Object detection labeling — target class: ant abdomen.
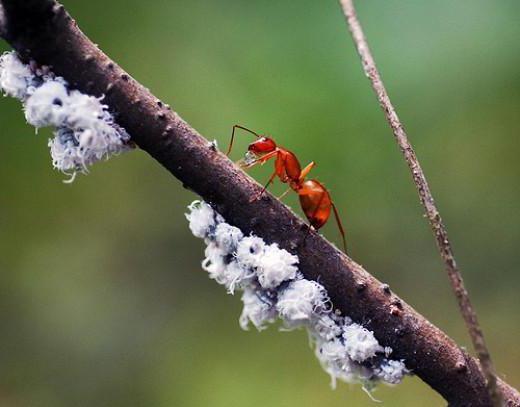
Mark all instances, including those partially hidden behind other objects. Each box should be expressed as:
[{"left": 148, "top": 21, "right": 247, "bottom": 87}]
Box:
[{"left": 298, "top": 180, "right": 331, "bottom": 230}]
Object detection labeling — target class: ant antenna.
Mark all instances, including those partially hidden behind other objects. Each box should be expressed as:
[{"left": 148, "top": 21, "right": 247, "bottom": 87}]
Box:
[{"left": 227, "top": 124, "right": 261, "bottom": 156}]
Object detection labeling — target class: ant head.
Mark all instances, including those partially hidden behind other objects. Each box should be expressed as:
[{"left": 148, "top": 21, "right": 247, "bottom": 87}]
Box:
[{"left": 248, "top": 136, "right": 277, "bottom": 155}]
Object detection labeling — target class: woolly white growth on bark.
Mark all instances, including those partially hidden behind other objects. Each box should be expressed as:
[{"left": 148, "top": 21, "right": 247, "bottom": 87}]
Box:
[
  {"left": 239, "top": 287, "right": 277, "bottom": 331},
  {"left": 201, "top": 243, "right": 228, "bottom": 282},
  {"left": 235, "top": 236, "right": 266, "bottom": 269},
  {"left": 374, "top": 359, "right": 408, "bottom": 385},
  {"left": 315, "top": 338, "right": 371, "bottom": 388},
  {"left": 186, "top": 200, "right": 409, "bottom": 394},
  {"left": 202, "top": 243, "right": 254, "bottom": 294},
  {"left": 0, "top": 51, "right": 132, "bottom": 180},
  {"left": 186, "top": 201, "right": 223, "bottom": 239},
  {"left": 256, "top": 245, "right": 299, "bottom": 289},
  {"left": 276, "top": 279, "right": 329, "bottom": 327},
  {"left": 235, "top": 237, "right": 298, "bottom": 289},
  {"left": 342, "top": 323, "right": 384, "bottom": 363},
  {"left": 0, "top": 52, "right": 33, "bottom": 99},
  {"left": 225, "top": 261, "right": 255, "bottom": 294},
  {"left": 311, "top": 314, "right": 345, "bottom": 341},
  {"left": 214, "top": 223, "right": 243, "bottom": 253},
  {"left": 24, "top": 80, "right": 69, "bottom": 127}
]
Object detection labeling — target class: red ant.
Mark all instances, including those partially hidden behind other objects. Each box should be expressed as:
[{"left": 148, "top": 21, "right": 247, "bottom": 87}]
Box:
[{"left": 226, "top": 125, "right": 347, "bottom": 253}]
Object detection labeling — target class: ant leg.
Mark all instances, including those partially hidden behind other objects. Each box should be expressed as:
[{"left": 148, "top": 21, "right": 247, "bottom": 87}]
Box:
[
  {"left": 299, "top": 161, "right": 316, "bottom": 182},
  {"left": 226, "top": 125, "right": 261, "bottom": 156},
  {"left": 255, "top": 150, "right": 279, "bottom": 166},
  {"left": 303, "top": 224, "right": 314, "bottom": 246},
  {"left": 278, "top": 188, "right": 291, "bottom": 200},
  {"left": 331, "top": 202, "right": 347, "bottom": 254},
  {"left": 250, "top": 170, "right": 278, "bottom": 203},
  {"left": 239, "top": 149, "right": 278, "bottom": 170}
]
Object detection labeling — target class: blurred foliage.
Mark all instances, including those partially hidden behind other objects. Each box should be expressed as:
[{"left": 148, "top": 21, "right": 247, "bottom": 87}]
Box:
[{"left": 0, "top": 0, "right": 519, "bottom": 405}]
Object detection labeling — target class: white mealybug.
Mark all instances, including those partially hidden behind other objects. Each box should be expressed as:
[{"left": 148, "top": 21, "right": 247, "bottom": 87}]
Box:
[
  {"left": 186, "top": 200, "right": 408, "bottom": 396},
  {"left": 276, "top": 279, "right": 329, "bottom": 327},
  {"left": 0, "top": 52, "right": 33, "bottom": 99},
  {"left": 0, "top": 51, "right": 132, "bottom": 181}
]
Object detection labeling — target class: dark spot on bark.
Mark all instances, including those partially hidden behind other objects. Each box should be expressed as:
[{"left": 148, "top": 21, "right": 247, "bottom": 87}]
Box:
[
  {"left": 391, "top": 298, "right": 403, "bottom": 309},
  {"left": 356, "top": 281, "right": 367, "bottom": 292}
]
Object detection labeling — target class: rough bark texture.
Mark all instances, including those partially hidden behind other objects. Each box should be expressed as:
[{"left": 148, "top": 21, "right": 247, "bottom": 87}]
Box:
[
  {"left": 338, "top": 1, "right": 502, "bottom": 405},
  {"left": 0, "top": 1, "right": 518, "bottom": 406}
]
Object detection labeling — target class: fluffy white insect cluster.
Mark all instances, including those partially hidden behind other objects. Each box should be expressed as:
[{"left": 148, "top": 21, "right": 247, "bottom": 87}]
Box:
[
  {"left": 0, "top": 51, "right": 131, "bottom": 180},
  {"left": 186, "top": 200, "right": 408, "bottom": 393}
]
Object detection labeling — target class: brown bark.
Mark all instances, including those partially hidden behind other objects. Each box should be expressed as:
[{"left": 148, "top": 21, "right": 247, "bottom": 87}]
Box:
[{"left": 0, "top": 1, "right": 518, "bottom": 405}]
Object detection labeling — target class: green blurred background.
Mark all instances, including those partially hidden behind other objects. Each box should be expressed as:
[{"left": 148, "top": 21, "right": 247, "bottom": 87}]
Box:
[{"left": 0, "top": 0, "right": 518, "bottom": 405}]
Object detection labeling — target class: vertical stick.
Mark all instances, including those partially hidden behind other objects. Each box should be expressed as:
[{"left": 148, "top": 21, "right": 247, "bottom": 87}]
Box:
[{"left": 338, "top": 1, "right": 501, "bottom": 405}]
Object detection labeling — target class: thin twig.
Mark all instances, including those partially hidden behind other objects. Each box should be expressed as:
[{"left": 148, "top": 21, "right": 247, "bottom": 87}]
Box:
[
  {"left": 0, "top": 1, "right": 518, "bottom": 405},
  {"left": 338, "top": 1, "right": 501, "bottom": 405}
]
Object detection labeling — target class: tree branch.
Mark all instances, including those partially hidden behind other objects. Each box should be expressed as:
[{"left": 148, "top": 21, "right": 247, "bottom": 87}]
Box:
[
  {"left": 0, "top": 1, "right": 518, "bottom": 405},
  {"left": 338, "top": 1, "right": 502, "bottom": 405}
]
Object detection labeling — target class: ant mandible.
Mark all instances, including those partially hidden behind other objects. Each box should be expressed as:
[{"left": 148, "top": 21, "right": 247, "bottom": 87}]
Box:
[{"left": 226, "top": 124, "right": 347, "bottom": 253}]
